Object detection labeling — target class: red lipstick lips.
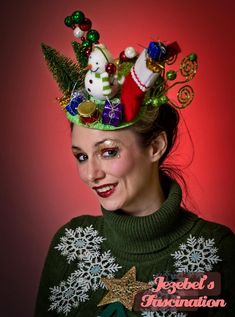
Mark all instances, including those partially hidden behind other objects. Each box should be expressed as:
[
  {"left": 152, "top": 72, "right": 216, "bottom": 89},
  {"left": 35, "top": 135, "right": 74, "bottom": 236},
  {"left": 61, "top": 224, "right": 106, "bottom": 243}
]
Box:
[{"left": 92, "top": 183, "right": 118, "bottom": 198}]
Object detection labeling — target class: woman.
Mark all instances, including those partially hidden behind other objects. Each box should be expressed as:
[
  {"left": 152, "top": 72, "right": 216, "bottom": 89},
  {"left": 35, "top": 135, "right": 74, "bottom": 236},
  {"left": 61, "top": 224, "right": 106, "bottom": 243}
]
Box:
[{"left": 35, "top": 10, "right": 235, "bottom": 317}]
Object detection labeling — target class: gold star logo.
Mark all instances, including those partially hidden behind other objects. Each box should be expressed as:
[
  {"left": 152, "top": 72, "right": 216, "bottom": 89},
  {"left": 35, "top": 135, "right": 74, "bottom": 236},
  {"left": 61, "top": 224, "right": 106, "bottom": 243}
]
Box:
[{"left": 98, "top": 266, "right": 150, "bottom": 311}]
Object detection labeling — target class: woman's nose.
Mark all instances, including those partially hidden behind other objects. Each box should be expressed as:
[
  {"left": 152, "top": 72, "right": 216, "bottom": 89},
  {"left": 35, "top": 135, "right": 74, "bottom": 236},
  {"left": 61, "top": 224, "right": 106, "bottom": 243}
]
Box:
[{"left": 87, "top": 158, "right": 105, "bottom": 183}]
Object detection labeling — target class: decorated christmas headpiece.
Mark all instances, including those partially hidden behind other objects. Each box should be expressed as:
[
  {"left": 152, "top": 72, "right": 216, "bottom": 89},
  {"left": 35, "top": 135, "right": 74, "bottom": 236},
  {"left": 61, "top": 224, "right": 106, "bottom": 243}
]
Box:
[{"left": 42, "top": 10, "right": 198, "bottom": 130}]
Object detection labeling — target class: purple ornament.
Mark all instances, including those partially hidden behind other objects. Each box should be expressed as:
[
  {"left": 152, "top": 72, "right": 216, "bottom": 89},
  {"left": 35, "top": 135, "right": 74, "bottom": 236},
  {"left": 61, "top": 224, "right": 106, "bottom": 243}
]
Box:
[{"left": 102, "top": 100, "right": 123, "bottom": 126}]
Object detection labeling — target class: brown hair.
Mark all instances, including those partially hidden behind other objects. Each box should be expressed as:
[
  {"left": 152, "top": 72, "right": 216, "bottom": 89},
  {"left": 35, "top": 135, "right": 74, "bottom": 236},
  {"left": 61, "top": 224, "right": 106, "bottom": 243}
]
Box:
[
  {"left": 130, "top": 104, "right": 192, "bottom": 206},
  {"left": 130, "top": 104, "right": 179, "bottom": 165}
]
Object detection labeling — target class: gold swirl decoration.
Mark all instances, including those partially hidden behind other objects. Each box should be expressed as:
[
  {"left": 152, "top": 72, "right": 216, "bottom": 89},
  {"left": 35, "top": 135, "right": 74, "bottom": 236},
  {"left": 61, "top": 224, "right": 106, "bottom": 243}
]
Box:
[
  {"left": 148, "top": 52, "right": 198, "bottom": 110},
  {"left": 175, "top": 85, "right": 194, "bottom": 109},
  {"left": 180, "top": 54, "right": 198, "bottom": 81}
]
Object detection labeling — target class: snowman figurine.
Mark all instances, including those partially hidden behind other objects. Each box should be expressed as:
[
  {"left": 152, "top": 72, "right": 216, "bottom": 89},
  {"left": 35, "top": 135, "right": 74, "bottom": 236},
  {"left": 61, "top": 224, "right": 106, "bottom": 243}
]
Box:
[{"left": 84, "top": 44, "right": 119, "bottom": 100}]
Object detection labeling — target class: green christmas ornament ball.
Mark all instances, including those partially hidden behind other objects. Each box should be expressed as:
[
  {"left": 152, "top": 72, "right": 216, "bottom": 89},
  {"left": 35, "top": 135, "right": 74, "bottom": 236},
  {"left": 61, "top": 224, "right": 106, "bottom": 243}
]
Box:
[
  {"left": 152, "top": 98, "right": 160, "bottom": 106},
  {"left": 86, "top": 29, "right": 100, "bottom": 43},
  {"left": 159, "top": 95, "right": 169, "bottom": 104},
  {"left": 189, "top": 53, "right": 197, "bottom": 62},
  {"left": 166, "top": 70, "right": 177, "bottom": 81},
  {"left": 72, "top": 11, "right": 85, "bottom": 24},
  {"left": 64, "top": 16, "right": 73, "bottom": 27},
  {"left": 82, "top": 39, "right": 92, "bottom": 48}
]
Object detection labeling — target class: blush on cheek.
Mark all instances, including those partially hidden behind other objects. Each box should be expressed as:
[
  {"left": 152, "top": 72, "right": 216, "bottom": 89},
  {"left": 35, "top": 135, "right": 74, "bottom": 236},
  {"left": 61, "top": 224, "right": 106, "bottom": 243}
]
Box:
[
  {"left": 76, "top": 166, "right": 87, "bottom": 183},
  {"left": 106, "top": 153, "right": 135, "bottom": 177}
]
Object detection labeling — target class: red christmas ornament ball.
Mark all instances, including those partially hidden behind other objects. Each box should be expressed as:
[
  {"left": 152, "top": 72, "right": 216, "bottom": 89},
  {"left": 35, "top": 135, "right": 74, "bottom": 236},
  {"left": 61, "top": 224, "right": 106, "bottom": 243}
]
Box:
[
  {"left": 84, "top": 47, "right": 92, "bottom": 57},
  {"left": 105, "top": 63, "right": 116, "bottom": 75},
  {"left": 119, "top": 51, "right": 129, "bottom": 62},
  {"left": 79, "top": 18, "right": 92, "bottom": 31}
]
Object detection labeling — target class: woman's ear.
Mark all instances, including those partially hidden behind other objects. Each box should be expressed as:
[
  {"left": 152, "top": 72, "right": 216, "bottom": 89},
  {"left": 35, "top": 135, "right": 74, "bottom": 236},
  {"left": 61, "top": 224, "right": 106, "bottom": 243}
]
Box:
[{"left": 149, "top": 131, "right": 168, "bottom": 162}]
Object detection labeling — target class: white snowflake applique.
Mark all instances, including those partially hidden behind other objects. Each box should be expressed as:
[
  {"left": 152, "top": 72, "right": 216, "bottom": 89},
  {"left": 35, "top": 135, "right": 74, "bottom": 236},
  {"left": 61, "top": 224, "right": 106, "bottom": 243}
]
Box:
[
  {"left": 49, "top": 274, "right": 89, "bottom": 315},
  {"left": 55, "top": 225, "right": 105, "bottom": 263},
  {"left": 141, "top": 311, "right": 187, "bottom": 317},
  {"left": 74, "top": 250, "right": 121, "bottom": 290},
  {"left": 49, "top": 225, "right": 121, "bottom": 315},
  {"left": 171, "top": 234, "right": 222, "bottom": 272}
]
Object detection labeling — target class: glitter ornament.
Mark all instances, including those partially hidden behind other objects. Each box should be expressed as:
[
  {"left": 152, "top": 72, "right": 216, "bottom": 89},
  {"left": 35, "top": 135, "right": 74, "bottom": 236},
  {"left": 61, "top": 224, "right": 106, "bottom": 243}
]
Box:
[
  {"left": 86, "top": 29, "right": 100, "bottom": 43},
  {"left": 124, "top": 47, "right": 137, "bottom": 59},
  {"left": 152, "top": 98, "right": 161, "bottom": 106},
  {"left": 79, "top": 18, "right": 92, "bottom": 31},
  {"left": 160, "top": 95, "right": 169, "bottom": 104},
  {"left": 73, "top": 26, "right": 85, "bottom": 39},
  {"left": 166, "top": 70, "right": 177, "bottom": 80},
  {"left": 72, "top": 11, "right": 85, "bottom": 24},
  {"left": 189, "top": 53, "right": 197, "bottom": 62}
]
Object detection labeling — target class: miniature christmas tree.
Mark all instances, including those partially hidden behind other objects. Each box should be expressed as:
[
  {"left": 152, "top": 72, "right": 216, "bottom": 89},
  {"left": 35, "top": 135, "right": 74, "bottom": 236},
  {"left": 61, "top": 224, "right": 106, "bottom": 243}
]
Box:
[{"left": 41, "top": 43, "right": 85, "bottom": 94}]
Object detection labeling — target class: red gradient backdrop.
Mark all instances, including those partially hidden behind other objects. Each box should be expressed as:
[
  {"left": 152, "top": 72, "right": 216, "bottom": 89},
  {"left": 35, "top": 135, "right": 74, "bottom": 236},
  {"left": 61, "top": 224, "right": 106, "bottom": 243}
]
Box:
[{"left": 1, "top": 0, "right": 235, "bottom": 316}]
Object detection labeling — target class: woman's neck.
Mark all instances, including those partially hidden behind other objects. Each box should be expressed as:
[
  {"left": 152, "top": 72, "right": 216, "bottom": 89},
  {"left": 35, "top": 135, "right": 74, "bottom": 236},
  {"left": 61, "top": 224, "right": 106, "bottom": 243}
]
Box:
[
  {"left": 121, "top": 168, "right": 165, "bottom": 217},
  {"left": 101, "top": 178, "right": 197, "bottom": 259}
]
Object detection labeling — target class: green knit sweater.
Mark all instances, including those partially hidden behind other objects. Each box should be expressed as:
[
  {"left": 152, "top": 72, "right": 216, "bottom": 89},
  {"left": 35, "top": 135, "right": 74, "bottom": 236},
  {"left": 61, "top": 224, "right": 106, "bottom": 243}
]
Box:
[{"left": 35, "top": 181, "right": 235, "bottom": 317}]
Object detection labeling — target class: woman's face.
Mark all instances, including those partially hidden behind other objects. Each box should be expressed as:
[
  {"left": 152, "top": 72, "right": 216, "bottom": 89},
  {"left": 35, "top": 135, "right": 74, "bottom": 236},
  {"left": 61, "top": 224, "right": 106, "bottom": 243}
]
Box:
[{"left": 71, "top": 125, "right": 159, "bottom": 214}]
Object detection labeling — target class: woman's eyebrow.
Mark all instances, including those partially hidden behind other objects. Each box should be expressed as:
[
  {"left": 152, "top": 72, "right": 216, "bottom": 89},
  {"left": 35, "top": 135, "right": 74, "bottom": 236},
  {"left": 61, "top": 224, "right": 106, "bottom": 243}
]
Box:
[{"left": 71, "top": 145, "right": 82, "bottom": 151}]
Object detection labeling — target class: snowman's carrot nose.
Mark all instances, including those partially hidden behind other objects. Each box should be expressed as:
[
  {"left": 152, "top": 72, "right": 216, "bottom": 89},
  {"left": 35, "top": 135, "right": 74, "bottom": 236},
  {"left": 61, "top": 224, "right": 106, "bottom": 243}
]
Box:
[{"left": 84, "top": 64, "right": 92, "bottom": 70}]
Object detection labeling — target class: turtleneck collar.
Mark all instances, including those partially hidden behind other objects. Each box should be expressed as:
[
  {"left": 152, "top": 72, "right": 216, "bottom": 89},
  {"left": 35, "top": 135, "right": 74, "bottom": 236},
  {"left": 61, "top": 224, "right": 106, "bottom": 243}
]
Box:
[{"left": 101, "top": 179, "right": 197, "bottom": 258}]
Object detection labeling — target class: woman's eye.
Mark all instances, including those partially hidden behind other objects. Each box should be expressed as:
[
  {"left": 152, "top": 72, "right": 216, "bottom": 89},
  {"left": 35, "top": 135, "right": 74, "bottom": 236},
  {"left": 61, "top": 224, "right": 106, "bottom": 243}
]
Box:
[
  {"left": 75, "top": 153, "right": 88, "bottom": 163},
  {"left": 101, "top": 148, "right": 119, "bottom": 159}
]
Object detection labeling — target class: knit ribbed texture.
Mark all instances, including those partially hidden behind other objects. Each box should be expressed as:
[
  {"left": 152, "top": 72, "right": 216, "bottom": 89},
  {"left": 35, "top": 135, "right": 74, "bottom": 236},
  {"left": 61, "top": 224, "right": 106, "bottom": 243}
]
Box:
[
  {"left": 35, "top": 179, "right": 235, "bottom": 317},
  {"left": 101, "top": 181, "right": 197, "bottom": 257}
]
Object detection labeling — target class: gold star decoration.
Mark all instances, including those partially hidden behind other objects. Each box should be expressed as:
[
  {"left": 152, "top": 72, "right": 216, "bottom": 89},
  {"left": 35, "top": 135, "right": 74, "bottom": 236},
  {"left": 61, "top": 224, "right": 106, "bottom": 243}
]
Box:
[{"left": 98, "top": 266, "right": 150, "bottom": 311}]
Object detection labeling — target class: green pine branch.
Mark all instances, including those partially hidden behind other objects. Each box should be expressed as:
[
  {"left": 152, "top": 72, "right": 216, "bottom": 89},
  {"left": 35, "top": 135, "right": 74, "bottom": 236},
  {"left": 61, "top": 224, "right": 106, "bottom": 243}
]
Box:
[
  {"left": 72, "top": 41, "right": 88, "bottom": 68},
  {"left": 41, "top": 43, "right": 85, "bottom": 94}
]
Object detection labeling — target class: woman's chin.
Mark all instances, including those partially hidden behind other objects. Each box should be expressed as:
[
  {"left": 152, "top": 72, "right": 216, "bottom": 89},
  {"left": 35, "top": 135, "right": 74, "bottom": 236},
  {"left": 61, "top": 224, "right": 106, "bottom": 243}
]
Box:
[{"left": 100, "top": 199, "right": 123, "bottom": 211}]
